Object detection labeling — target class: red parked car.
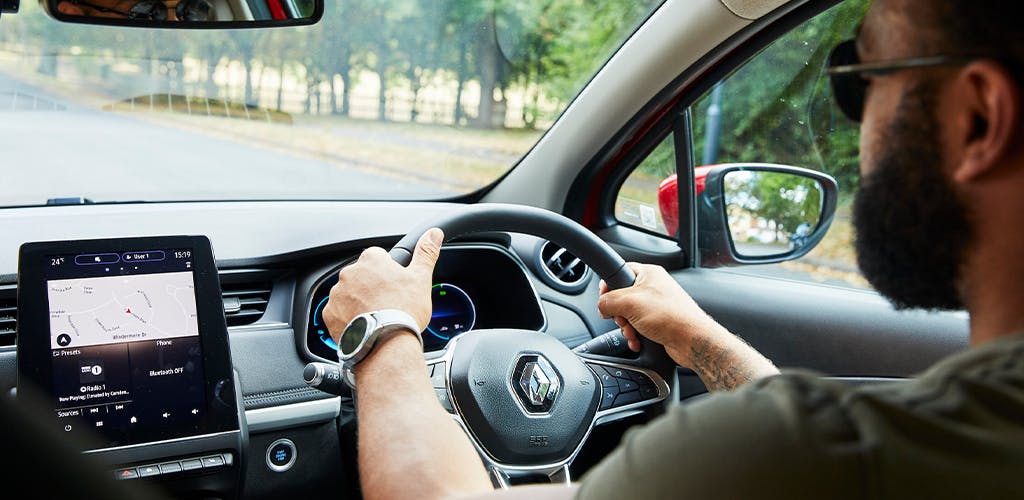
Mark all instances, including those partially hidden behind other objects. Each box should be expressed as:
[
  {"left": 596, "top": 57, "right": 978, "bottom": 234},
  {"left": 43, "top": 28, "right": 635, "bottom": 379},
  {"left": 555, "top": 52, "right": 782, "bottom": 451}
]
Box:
[{"left": 657, "top": 165, "right": 715, "bottom": 236}]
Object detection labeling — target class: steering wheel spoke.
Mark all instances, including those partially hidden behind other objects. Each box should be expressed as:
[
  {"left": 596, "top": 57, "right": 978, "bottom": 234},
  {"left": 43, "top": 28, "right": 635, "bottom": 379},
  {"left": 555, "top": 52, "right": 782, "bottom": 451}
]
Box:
[{"left": 426, "top": 358, "right": 456, "bottom": 413}]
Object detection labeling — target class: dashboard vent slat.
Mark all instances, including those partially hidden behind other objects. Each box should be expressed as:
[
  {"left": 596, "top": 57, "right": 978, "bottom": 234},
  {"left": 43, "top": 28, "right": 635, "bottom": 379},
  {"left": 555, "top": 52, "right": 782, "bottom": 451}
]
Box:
[
  {"left": 0, "top": 289, "right": 16, "bottom": 347},
  {"left": 219, "top": 273, "right": 273, "bottom": 327}
]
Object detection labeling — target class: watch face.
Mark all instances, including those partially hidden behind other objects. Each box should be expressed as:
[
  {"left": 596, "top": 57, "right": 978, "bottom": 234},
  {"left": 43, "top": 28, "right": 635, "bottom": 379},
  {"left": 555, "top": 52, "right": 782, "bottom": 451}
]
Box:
[{"left": 340, "top": 316, "right": 368, "bottom": 357}]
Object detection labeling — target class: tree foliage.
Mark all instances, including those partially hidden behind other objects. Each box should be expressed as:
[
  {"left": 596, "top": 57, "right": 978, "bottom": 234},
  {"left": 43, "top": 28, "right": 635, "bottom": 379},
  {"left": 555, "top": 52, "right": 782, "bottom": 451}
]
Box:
[
  {"left": 692, "top": 0, "right": 867, "bottom": 201},
  {"left": 0, "top": 0, "right": 661, "bottom": 129}
]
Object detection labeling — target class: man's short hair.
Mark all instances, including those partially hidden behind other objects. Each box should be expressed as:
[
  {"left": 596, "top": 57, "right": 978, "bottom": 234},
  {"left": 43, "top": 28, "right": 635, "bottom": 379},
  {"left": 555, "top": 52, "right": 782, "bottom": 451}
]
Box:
[{"left": 922, "top": 1, "right": 1024, "bottom": 84}]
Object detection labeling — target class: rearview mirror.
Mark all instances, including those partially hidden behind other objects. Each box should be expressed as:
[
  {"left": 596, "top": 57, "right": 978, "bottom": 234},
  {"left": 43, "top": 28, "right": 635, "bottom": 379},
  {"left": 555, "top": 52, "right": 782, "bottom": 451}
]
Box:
[
  {"left": 697, "top": 164, "right": 838, "bottom": 267},
  {"left": 44, "top": 0, "right": 322, "bottom": 26}
]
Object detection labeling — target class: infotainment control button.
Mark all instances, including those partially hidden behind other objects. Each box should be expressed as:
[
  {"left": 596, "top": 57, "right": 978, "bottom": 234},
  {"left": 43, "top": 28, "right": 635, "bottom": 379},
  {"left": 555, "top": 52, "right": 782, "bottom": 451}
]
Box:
[
  {"left": 201, "top": 455, "right": 226, "bottom": 468},
  {"left": 138, "top": 465, "right": 161, "bottom": 477},
  {"left": 180, "top": 459, "right": 203, "bottom": 471},
  {"left": 159, "top": 462, "right": 183, "bottom": 474},
  {"left": 114, "top": 468, "right": 140, "bottom": 480}
]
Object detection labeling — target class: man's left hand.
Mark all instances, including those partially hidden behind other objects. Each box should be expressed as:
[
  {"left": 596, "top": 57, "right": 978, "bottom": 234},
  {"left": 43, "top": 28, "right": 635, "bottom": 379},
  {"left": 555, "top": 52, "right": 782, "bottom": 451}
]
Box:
[{"left": 322, "top": 228, "right": 443, "bottom": 343}]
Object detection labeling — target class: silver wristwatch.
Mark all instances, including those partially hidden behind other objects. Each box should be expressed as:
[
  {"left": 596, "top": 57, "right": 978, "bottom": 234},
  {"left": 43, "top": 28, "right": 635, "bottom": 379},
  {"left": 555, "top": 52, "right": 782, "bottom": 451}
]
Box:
[{"left": 337, "top": 309, "right": 422, "bottom": 388}]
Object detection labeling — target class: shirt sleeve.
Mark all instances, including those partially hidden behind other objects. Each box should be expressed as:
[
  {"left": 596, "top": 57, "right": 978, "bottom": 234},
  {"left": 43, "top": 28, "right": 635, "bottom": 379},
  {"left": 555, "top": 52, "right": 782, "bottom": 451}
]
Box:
[{"left": 575, "top": 373, "right": 869, "bottom": 499}]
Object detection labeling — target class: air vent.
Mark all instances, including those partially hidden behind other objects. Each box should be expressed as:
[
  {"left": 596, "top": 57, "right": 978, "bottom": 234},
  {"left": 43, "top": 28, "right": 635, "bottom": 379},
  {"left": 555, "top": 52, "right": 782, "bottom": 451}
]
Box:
[
  {"left": 537, "top": 241, "right": 590, "bottom": 293},
  {"left": 219, "top": 272, "right": 273, "bottom": 327},
  {"left": 0, "top": 286, "right": 16, "bottom": 347}
]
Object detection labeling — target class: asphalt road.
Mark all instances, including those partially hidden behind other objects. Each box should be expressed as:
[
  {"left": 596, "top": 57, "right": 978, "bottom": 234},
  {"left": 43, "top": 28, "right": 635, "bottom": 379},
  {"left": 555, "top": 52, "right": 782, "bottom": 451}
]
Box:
[{"left": 0, "top": 73, "right": 453, "bottom": 207}]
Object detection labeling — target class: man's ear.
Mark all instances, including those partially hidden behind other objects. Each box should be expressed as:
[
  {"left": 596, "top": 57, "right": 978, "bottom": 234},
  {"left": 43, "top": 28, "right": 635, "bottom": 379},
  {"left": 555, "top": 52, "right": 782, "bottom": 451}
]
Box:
[{"left": 952, "top": 60, "right": 1021, "bottom": 183}]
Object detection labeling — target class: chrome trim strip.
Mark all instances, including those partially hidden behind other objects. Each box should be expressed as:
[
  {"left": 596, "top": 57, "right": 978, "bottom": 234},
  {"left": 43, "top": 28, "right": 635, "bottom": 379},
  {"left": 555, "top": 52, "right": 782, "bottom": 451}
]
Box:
[
  {"left": 82, "top": 430, "right": 241, "bottom": 454},
  {"left": 228, "top": 321, "right": 290, "bottom": 333},
  {"left": 245, "top": 397, "right": 341, "bottom": 433},
  {"left": 218, "top": 268, "right": 272, "bottom": 275}
]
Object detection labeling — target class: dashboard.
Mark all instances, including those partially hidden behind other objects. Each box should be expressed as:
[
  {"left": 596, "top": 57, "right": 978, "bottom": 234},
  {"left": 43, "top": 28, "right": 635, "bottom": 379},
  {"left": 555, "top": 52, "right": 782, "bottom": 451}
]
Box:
[{"left": 0, "top": 201, "right": 614, "bottom": 499}]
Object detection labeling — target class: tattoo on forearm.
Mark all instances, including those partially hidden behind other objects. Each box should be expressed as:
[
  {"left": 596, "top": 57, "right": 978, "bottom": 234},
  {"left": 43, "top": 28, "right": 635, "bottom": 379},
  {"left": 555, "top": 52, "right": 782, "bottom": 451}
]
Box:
[{"left": 689, "top": 337, "right": 771, "bottom": 392}]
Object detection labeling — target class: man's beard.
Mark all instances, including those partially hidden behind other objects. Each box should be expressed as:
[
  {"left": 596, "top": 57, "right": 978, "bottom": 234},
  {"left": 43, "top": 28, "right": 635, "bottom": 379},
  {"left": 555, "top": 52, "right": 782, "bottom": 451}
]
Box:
[{"left": 853, "top": 82, "right": 973, "bottom": 310}]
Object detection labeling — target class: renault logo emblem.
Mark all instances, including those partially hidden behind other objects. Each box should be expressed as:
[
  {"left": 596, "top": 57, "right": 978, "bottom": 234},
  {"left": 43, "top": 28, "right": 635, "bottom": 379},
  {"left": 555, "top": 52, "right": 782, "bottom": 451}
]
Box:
[{"left": 513, "top": 355, "right": 560, "bottom": 414}]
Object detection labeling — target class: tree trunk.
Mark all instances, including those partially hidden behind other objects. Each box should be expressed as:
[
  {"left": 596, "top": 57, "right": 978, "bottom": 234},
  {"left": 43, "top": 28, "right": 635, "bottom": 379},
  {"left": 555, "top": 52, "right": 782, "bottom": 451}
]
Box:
[
  {"left": 454, "top": 39, "right": 467, "bottom": 125},
  {"left": 329, "top": 74, "right": 338, "bottom": 114},
  {"left": 376, "top": 62, "right": 388, "bottom": 121},
  {"left": 275, "top": 58, "right": 286, "bottom": 112},
  {"left": 252, "top": 65, "right": 263, "bottom": 105},
  {"left": 304, "top": 73, "right": 313, "bottom": 113},
  {"left": 205, "top": 58, "right": 218, "bottom": 99},
  {"left": 408, "top": 68, "right": 421, "bottom": 122},
  {"left": 473, "top": 15, "right": 499, "bottom": 129},
  {"left": 316, "top": 80, "right": 323, "bottom": 114},
  {"left": 37, "top": 41, "right": 57, "bottom": 76},
  {"left": 340, "top": 71, "right": 351, "bottom": 116},
  {"left": 243, "top": 59, "right": 254, "bottom": 105}
]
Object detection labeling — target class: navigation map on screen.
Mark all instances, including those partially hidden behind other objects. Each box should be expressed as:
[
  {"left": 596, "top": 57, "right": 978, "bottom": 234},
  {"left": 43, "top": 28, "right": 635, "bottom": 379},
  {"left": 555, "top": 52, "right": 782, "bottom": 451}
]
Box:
[
  {"left": 44, "top": 249, "right": 208, "bottom": 446},
  {"left": 48, "top": 271, "right": 199, "bottom": 349}
]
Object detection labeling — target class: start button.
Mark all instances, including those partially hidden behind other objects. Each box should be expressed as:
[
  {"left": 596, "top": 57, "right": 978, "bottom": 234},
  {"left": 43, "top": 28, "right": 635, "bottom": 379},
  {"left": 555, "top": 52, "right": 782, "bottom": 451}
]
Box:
[{"left": 266, "top": 439, "right": 296, "bottom": 472}]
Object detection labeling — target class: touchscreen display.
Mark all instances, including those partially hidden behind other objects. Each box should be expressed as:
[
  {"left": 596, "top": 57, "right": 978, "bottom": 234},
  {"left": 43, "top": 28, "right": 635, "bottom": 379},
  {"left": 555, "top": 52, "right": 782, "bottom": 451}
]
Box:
[{"left": 45, "top": 248, "right": 208, "bottom": 445}]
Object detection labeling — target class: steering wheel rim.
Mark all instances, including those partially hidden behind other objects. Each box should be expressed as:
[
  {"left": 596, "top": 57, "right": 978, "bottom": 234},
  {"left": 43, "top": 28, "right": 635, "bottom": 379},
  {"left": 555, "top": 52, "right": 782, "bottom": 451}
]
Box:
[
  {"left": 391, "top": 203, "right": 674, "bottom": 485},
  {"left": 389, "top": 203, "right": 638, "bottom": 290}
]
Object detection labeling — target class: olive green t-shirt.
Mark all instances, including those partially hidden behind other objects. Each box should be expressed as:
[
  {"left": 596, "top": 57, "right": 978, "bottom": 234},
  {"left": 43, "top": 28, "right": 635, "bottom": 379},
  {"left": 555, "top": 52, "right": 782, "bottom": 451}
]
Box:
[{"left": 576, "top": 333, "right": 1024, "bottom": 499}]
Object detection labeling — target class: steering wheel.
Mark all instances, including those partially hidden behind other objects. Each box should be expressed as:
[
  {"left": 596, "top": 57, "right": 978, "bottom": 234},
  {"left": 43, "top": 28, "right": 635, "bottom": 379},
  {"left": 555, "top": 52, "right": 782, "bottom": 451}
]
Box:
[{"left": 389, "top": 203, "right": 676, "bottom": 487}]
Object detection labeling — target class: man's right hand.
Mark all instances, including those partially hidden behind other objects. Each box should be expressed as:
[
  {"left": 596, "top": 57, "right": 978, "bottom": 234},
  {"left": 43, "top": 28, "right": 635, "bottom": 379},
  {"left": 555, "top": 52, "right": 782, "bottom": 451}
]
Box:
[
  {"left": 597, "top": 263, "right": 779, "bottom": 391},
  {"left": 597, "top": 263, "right": 725, "bottom": 367}
]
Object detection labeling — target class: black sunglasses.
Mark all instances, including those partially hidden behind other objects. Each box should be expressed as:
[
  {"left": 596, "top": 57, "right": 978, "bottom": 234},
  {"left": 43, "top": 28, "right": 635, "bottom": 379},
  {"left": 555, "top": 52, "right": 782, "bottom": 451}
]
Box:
[
  {"left": 826, "top": 39, "right": 975, "bottom": 122},
  {"left": 69, "top": 0, "right": 210, "bottom": 20}
]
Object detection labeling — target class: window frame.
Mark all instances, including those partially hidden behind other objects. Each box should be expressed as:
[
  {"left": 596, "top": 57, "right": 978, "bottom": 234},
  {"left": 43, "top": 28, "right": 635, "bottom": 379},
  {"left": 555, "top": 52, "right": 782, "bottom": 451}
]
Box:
[{"left": 564, "top": 0, "right": 844, "bottom": 270}]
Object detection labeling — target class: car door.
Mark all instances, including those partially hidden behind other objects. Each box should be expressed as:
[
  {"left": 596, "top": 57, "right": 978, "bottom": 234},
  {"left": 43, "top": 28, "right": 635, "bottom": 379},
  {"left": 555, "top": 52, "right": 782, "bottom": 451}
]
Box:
[{"left": 568, "top": 0, "right": 969, "bottom": 399}]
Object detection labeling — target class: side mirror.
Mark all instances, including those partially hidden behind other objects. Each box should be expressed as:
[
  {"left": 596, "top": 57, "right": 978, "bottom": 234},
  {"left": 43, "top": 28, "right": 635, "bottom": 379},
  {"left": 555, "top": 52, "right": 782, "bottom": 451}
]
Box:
[{"left": 697, "top": 164, "right": 838, "bottom": 267}]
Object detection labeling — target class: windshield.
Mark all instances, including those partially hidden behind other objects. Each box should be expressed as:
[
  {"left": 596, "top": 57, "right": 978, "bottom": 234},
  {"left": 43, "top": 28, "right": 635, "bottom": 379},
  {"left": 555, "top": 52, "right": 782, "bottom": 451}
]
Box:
[{"left": 0, "top": 0, "right": 662, "bottom": 207}]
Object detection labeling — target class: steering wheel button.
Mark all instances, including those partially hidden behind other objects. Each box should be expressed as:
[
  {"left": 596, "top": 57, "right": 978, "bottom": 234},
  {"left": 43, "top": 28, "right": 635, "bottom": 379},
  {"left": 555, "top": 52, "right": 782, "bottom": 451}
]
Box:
[
  {"left": 600, "top": 386, "right": 619, "bottom": 410},
  {"left": 435, "top": 388, "right": 454, "bottom": 413},
  {"left": 626, "top": 370, "right": 652, "bottom": 384},
  {"left": 616, "top": 378, "right": 639, "bottom": 392},
  {"left": 610, "top": 368, "right": 627, "bottom": 379},
  {"left": 430, "top": 362, "right": 447, "bottom": 389},
  {"left": 613, "top": 390, "right": 642, "bottom": 408},
  {"left": 639, "top": 384, "right": 659, "bottom": 400},
  {"left": 601, "top": 374, "right": 616, "bottom": 387},
  {"left": 589, "top": 366, "right": 617, "bottom": 387}
]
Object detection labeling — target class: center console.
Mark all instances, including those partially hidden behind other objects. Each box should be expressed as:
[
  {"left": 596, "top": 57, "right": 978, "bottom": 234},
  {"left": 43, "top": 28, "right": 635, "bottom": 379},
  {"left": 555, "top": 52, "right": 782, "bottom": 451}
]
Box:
[{"left": 16, "top": 236, "right": 245, "bottom": 498}]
